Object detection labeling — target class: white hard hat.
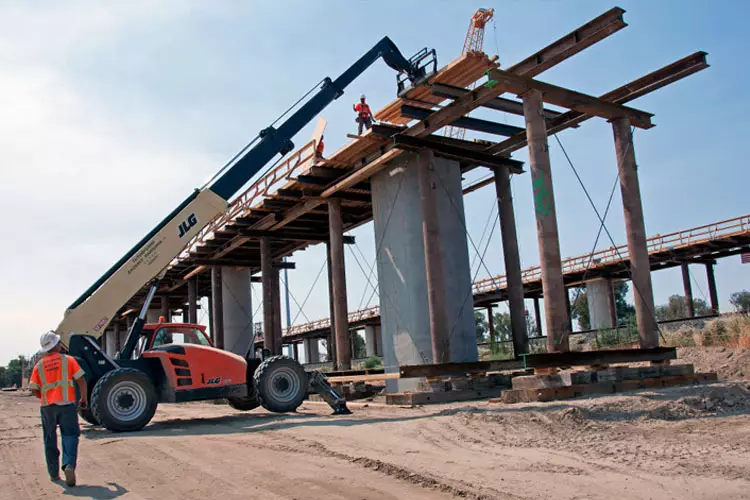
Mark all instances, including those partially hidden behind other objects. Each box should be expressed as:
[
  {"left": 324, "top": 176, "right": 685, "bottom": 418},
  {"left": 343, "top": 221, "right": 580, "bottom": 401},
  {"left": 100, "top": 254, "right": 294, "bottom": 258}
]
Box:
[
  {"left": 39, "top": 331, "right": 61, "bottom": 354},
  {"left": 360, "top": 94, "right": 366, "bottom": 100}
]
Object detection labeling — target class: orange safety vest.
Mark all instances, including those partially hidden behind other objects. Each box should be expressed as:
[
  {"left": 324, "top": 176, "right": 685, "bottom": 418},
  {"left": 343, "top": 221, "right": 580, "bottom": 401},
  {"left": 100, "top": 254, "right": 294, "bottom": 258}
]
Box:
[
  {"left": 316, "top": 140, "right": 324, "bottom": 156},
  {"left": 355, "top": 103, "right": 371, "bottom": 119},
  {"left": 28, "top": 353, "right": 84, "bottom": 406}
]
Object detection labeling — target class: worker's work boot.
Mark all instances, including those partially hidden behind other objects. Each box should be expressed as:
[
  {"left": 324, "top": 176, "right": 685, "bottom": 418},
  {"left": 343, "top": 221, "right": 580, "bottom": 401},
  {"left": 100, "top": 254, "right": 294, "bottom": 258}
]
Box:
[
  {"left": 63, "top": 466, "right": 76, "bottom": 487},
  {"left": 49, "top": 475, "right": 60, "bottom": 482}
]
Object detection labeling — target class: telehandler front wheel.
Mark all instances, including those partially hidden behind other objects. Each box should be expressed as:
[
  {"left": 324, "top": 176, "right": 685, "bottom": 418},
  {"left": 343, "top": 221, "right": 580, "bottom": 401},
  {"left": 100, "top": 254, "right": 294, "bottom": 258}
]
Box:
[
  {"left": 91, "top": 368, "right": 158, "bottom": 432},
  {"left": 253, "top": 356, "right": 308, "bottom": 413}
]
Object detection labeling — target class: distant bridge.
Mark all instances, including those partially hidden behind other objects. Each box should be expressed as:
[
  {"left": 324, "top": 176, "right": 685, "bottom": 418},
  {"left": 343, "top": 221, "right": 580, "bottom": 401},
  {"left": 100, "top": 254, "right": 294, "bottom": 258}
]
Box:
[{"left": 271, "top": 214, "right": 750, "bottom": 343}]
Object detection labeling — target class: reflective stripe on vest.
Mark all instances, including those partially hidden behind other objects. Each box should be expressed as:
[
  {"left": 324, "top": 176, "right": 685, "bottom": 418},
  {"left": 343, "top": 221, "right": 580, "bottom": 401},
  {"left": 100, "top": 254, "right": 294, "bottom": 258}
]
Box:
[{"left": 37, "top": 354, "right": 74, "bottom": 405}]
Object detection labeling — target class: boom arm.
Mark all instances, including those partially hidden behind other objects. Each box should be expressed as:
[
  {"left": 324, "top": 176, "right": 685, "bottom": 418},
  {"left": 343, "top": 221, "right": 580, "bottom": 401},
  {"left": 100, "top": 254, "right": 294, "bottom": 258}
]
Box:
[{"left": 55, "top": 37, "right": 435, "bottom": 345}]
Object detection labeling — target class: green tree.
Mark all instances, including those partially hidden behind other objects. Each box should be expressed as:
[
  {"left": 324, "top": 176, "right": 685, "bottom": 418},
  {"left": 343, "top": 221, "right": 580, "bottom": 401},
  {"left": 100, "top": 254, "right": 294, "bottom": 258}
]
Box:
[
  {"left": 475, "top": 310, "right": 488, "bottom": 342},
  {"left": 0, "top": 366, "right": 6, "bottom": 388},
  {"left": 571, "top": 282, "right": 636, "bottom": 330},
  {"left": 352, "top": 333, "right": 366, "bottom": 359},
  {"left": 5, "top": 356, "right": 28, "bottom": 388},
  {"left": 655, "top": 294, "right": 711, "bottom": 321},
  {"left": 730, "top": 290, "right": 750, "bottom": 313}
]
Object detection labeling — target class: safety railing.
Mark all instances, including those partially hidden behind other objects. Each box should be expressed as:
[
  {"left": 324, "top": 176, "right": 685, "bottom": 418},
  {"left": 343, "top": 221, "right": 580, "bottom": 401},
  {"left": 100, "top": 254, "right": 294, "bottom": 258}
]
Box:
[
  {"left": 284, "top": 305, "right": 380, "bottom": 337},
  {"left": 174, "top": 140, "right": 318, "bottom": 263}
]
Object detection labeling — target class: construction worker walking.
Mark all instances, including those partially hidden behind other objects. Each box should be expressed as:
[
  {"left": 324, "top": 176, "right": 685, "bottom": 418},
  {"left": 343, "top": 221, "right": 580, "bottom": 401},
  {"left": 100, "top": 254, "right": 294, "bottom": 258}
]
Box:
[
  {"left": 353, "top": 94, "right": 373, "bottom": 135},
  {"left": 28, "top": 332, "right": 87, "bottom": 487}
]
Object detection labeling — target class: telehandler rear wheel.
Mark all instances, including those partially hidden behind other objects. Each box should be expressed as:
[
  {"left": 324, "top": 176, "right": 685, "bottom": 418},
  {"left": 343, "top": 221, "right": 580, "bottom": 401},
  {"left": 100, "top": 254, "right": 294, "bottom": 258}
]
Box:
[
  {"left": 78, "top": 407, "right": 99, "bottom": 426},
  {"left": 253, "top": 356, "right": 307, "bottom": 413},
  {"left": 227, "top": 395, "right": 260, "bottom": 411},
  {"left": 91, "top": 368, "right": 158, "bottom": 432}
]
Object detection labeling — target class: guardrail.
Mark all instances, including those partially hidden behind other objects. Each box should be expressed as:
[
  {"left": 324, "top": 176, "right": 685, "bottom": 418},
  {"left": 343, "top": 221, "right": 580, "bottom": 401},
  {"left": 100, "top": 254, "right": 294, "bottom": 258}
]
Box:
[{"left": 285, "top": 215, "right": 750, "bottom": 338}]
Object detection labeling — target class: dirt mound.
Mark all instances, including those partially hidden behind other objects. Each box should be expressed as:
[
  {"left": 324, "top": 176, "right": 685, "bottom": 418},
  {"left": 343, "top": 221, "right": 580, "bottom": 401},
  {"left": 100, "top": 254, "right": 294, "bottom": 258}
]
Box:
[{"left": 677, "top": 346, "right": 750, "bottom": 379}]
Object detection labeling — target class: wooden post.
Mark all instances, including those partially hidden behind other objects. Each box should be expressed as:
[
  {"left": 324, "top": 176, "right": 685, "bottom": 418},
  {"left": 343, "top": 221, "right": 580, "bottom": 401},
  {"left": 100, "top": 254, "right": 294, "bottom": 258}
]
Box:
[
  {"left": 261, "top": 237, "right": 275, "bottom": 355},
  {"left": 328, "top": 198, "right": 351, "bottom": 370},
  {"left": 493, "top": 166, "right": 528, "bottom": 356},
  {"left": 523, "top": 89, "right": 569, "bottom": 352},
  {"left": 681, "top": 263, "right": 695, "bottom": 317},
  {"left": 417, "top": 149, "right": 451, "bottom": 363},
  {"left": 211, "top": 266, "right": 224, "bottom": 349},
  {"left": 188, "top": 277, "right": 198, "bottom": 324},
  {"left": 612, "top": 117, "right": 657, "bottom": 348}
]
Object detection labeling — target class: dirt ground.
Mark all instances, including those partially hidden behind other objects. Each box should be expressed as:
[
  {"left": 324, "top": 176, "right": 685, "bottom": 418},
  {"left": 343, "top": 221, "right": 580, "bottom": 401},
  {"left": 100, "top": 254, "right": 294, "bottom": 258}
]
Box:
[{"left": 1, "top": 374, "right": 750, "bottom": 500}]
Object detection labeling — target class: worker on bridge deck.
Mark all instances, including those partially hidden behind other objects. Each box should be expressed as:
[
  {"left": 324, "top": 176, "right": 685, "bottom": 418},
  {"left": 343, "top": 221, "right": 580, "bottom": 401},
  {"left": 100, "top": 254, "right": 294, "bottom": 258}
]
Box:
[
  {"left": 354, "top": 94, "right": 373, "bottom": 135},
  {"left": 28, "top": 332, "right": 87, "bottom": 487},
  {"left": 315, "top": 135, "right": 325, "bottom": 160}
]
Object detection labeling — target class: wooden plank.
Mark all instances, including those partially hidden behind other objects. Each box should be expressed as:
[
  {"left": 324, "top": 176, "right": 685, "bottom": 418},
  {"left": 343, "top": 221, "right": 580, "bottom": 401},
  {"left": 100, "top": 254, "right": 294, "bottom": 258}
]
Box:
[
  {"left": 386, "top": 387, "right": 504, "bottom": 406},
  {"left": 326, "top": 373, "right": 400, "bottom": 384}
]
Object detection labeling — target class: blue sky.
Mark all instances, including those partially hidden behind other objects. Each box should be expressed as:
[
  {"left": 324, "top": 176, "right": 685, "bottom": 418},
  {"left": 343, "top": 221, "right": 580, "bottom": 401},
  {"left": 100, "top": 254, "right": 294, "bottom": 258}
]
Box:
[{"left": 1, "top": 1, "right": 748, "bottom": 364}]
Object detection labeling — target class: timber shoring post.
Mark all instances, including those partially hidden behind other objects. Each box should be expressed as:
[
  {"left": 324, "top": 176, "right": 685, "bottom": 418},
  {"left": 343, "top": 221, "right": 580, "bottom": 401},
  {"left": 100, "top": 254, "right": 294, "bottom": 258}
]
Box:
[
  {"left": 493, "top": 165, "right": 528, "bottom": 356},
  {"left": 328, "top": 198, "right": 351, "bottom": 370},
  {"left": 417, "top": 149, "right": 451, "bottom": 363},
  {"left": 611, "top": 117, "right": 658, "bottom": 348},
  {"left": 522, "top": 89, "right": 569, "bottom": 352}
]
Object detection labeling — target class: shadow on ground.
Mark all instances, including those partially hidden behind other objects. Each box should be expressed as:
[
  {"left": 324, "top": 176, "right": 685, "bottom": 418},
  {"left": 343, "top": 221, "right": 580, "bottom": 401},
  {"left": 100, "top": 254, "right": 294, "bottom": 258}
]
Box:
[{"left": 61, "top": 481, "right": 128, "bottom": 499}]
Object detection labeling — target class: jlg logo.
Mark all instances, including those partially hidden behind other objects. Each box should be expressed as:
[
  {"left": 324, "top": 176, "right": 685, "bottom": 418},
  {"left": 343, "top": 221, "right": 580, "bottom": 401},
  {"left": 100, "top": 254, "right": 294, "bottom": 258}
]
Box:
[
  {"left": 206, "top": 377, "right": 221, "bottom": 385},
  {"left": 178, "top": 213, "right": 198, "bottom": 238}
]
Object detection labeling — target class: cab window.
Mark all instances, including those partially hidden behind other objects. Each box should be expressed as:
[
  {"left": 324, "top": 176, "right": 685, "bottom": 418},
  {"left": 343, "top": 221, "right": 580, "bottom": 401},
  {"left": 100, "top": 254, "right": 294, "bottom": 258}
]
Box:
[{"left": 151, "top": 327, "right": 211, "bottom": 349}]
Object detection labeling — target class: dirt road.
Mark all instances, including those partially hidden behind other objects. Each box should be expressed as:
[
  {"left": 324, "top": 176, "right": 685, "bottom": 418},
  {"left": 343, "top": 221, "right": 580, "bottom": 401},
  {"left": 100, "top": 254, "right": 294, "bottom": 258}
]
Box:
[{"left": 1, "top": 381, "right": 749, "bottom": 500}]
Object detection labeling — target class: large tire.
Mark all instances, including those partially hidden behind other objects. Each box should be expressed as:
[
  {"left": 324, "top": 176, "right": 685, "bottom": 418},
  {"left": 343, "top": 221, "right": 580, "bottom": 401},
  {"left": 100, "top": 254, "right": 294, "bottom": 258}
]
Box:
[
  {"left": 78, "top": 407, "right": 99, "bottom": 426},
  {"left": 253, "top": 356, "right": 308, "bottom": 413},
  {"left": 91, "top": 368, "right": 158, "bottom": 432},
  {"left": 227, "top": 395, "right": 260, "bottom": 411}
]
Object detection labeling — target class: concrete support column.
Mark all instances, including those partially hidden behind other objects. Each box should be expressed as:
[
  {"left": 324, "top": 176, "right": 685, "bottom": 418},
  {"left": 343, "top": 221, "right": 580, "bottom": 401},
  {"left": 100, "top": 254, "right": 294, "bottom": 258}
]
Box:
[
  {"left": 586, "top": 278, "right": 616, "bottom": 329},
  {"left": 211, "top": 266, "right": 224, "bottom": 349},
  {"left": 493, "top": 166, "right": 528, "bottom": 356},
  {"left": 523, "top": 90, "right": 569, "bottom": 352},
  {"left": 706, "top": 263, "right": 720, "bottom": 314},
  {"left": 304, "top": 338, "right": 320, "bottom": 364},
  {"left": 188, "top": 277, "right": 198, "bottom": 324},
  {"left": 292, "top": 342, "right": 299, "bottom": 361},
  {"left": 221, "top": 267, "right": 254, "bottom": 357},
  {"left": 681, "top": 263, "right": 695, "bottom": 317},
  {"left": 417, "top": 149, "right": 451, "bottom": 363},
  {"left": 533, "top": 297, "right": 542, "bottom": 337},
  {"left": 374, "top": 325, "right": 382, "bottom": 356},
  {"left": 612, "top": 117, "right": 657, "bottom": 348},
  {"left": 364, "top": 326, "right": 377, "bottom": 357},
  {"left": 328, "top": 198, "right": 351, "bottom": 370}
]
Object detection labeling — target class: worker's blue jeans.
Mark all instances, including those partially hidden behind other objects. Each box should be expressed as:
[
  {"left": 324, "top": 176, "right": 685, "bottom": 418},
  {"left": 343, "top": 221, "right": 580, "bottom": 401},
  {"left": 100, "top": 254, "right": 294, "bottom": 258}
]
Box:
[{"left": 40, "top": 403, "right": 80, "bottom": 477}]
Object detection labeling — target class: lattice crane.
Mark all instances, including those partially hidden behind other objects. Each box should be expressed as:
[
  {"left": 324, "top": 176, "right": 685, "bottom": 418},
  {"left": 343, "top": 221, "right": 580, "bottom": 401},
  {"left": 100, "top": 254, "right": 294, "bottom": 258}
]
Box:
[{"left": 445, "top": 7, "right": 495, "bottom": 140}]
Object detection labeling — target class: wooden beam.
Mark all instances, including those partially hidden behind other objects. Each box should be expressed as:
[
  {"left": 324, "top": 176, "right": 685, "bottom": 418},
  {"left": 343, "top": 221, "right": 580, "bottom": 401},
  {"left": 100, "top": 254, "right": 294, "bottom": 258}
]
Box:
[{"left": 486, "top": 68, "right": 654, "bottom": 129}]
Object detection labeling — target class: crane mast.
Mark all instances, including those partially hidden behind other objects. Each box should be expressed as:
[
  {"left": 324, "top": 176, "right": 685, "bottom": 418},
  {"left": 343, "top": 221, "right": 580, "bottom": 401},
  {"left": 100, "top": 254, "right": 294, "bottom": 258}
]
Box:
[{"left": 445, "top": 7, "right": 495, "bottom": 140}]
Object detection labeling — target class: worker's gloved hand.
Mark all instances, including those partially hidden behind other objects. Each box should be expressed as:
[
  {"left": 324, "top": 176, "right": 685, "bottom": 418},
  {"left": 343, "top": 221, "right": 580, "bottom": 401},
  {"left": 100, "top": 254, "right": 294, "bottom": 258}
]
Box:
[{"left": 78, "top": 399, "right": 88, "bottom": 410}]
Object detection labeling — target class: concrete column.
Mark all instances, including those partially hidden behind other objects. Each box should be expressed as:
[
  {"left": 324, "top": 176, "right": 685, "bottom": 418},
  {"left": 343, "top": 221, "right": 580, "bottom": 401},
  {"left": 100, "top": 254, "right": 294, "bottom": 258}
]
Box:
[
  {"left": 221, "top": 267, "right": 254, "bottom": 357},
  {"left": 188, "top": 277, "right": 198, "bottom": 324},
  {"left": 325, "top": 241, "right": 336, "bottom": 364},
  {"left": 706, "top": 263, "right": 720, "bottom": 314},
  {"left": 523, "top": 89, "right": 569, "bottom": 352},
  {"left": 486, "top": 306, "right": 496, "bottom": 346},
  {"left": 364, "top": 325, "right": 377, "bottom": 357},
  {"left": 586, "top": 278, "right": 616, "bottom": 329},
  {"left": 564, "top": 288, "right": 573, "bottom": 333},
  {"left": 681, "top": 263, "right": 695, "bottom": 317},
  {"left": 160, "top": 297, "right": 170, "bottom": 323},
  {"left": 292, "top": 342, "right": 299, "bottom": 361},
  {"left": 328, "top": 198, "right": 351, "bottom": 370},
  {"left": 612, "top": 117, "right": 657, "bottom": 348},
  {"left": 493, "top": 166, "right": 528, "bottom": 356},
  {"left": 304, "top": 338, "right": 320, "bottom": 364},
  {"left": 211, "top": 266, "right": 224, "bottom": 349},
  {"left": 533, "top": 297, "right": 542, "bottom": 337},
  {"left": 371, "top": 151, "right": 476, "bottom": 392},
  {"left": 607, "top": 280, "right": 618, "bottom": 327},
  {"left": 374, "top": 325, "right": 382, "bottom": 356},
  {"left": 417, "top": 149, "right": 451, "bottom": 363}
]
